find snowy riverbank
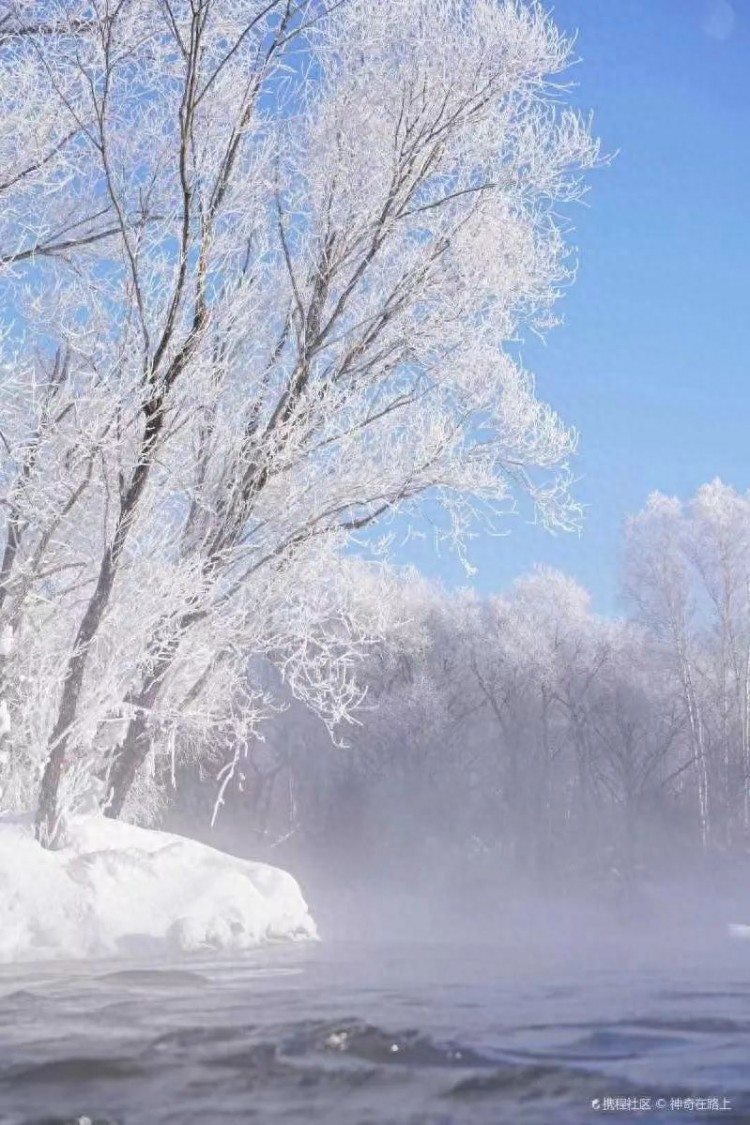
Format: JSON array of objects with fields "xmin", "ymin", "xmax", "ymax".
[{"xmin": 0, "ymin": 815, "xmax": 317, "ymax": 963}]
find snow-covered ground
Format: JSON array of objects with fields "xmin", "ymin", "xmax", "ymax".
[{"xmin": 0, "ymin": 815, "xmax": 317, "ymax": 963}]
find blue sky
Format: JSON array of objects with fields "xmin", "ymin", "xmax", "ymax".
[{"xmin": 398, "ymin": 0, "xmax": 750, "ymax": 614}]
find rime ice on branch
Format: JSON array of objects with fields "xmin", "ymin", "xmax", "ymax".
[{"xmin": 0, "ymin": 0, "xmax": 598, "ymax": 845}]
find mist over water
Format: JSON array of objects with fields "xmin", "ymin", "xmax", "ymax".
[
  {"xmin": 7, "ymin": 712, "xmax": 750, "ymax": 1125},
  {"xmin": 2, "ymin": 903, "xmax": 750, "ymax": 1125}
]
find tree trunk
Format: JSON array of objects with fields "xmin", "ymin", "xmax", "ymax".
[
  {"xmin": 104, "ymin": 710, "xmax": 152, "ymax": 820},
  {"xmin": 35, "ymin": 551, "xmax": 117, "ymax": 847},
  {"xmin": 36, "ymin": 436, "xmax": 161, "ymax": 846},
  {"xmin": 103, "ymin": 642, "xmax": 179, "ymax": 818}
]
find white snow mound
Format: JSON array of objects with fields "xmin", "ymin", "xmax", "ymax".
[{"xmin": 0, "ymin": 814, "xmax": 317, "ymax": 963}]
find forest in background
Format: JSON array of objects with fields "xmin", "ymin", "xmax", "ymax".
[{"xmin": 169, "ymin": 480, "xmax": 750, "ymax": 912}]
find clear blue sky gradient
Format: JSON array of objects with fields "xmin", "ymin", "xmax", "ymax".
[{"xmin": 395, "ymin": 0, "xmax": 750, "ymax": 613}]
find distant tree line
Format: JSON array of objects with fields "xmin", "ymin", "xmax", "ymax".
[{"xmin": 175, "ymin": 481, "xmax": 750, "ymax": 892}]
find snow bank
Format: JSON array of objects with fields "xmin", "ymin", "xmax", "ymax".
[{"xmin": 0, "ymin": 815, "xmax": 317, "ymax": 963}]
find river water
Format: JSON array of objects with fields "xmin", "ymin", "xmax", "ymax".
[{"xmin": 1, "ymin": 937, "xmax": 749, "ymax": 1124}]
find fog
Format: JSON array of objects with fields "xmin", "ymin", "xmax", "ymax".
[{"xmin": 166, "ymin": 482, "xmax": 750, "ymax": 969}]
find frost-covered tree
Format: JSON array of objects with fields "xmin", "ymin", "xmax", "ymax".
[
  {"xmin": 467, "ymin": 570, "xmax": 608, "ymax": 869},
  {"xmin": 204, "ymin": 562, "xmax": 689, "ymax": 889},
  {"xmin": 624, "ymin": 481, "xmax": 750, "ymax": 849},
  {"xmin": 174, "ymin": 487, "xmax": 750, "ymax": 888},
  {"xmin": 0, "ymin": 0, "xmax": 598, "ymax": 845}
]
